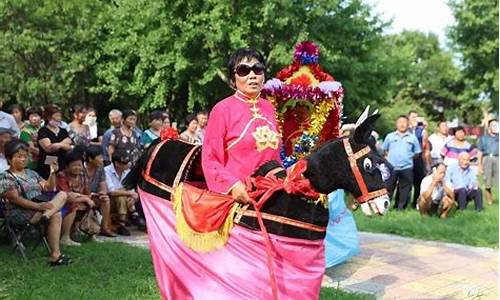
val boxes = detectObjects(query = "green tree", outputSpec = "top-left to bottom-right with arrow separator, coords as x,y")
0,0 -> 395,124
0,0 -> 105,112
375,30 -> 467,134
92,0 -> 394,120
448,0 -> 499,113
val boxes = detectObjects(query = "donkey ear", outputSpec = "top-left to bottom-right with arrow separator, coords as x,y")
353,113 -> 380,145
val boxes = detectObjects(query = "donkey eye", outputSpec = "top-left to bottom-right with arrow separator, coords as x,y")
363,158 -> 372,170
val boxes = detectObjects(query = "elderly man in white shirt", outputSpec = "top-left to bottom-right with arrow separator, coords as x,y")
104,149 -> 141,236
418,163 -> 455,219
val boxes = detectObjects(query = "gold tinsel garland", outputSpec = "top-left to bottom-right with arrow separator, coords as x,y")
308,99 -> 335,137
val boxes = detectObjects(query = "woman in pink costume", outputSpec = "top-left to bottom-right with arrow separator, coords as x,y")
202,48 -> 281,202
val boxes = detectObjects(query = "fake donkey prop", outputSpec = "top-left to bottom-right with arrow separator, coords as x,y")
123,111 -> 390,300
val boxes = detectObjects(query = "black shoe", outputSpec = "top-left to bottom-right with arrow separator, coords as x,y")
117,224 -> 130,236
136,218 -> 146,231
131,214 -> 145,227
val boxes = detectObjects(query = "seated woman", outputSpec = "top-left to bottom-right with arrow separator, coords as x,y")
57,149 -> 96,245
0,139 -> 71,265
84,145 -> 115,237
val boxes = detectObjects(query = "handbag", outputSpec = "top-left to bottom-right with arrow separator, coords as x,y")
79,208 -> 101,236
6,170 -> 52,202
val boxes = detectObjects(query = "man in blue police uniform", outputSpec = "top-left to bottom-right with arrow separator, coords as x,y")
383,115 -> 422,210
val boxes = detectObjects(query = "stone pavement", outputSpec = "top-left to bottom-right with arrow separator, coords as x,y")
98,231 -> 499,300
324,232 -> 499,300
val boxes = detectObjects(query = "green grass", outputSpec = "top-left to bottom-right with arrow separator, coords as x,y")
0,242 -> 373,300
320,287 -> 375,300
354,187 -> 499,248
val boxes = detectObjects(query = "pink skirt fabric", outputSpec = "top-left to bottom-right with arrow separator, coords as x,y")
138,188 -> 325,300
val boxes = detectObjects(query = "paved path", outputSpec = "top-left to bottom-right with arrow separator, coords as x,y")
98,231 -> 499,300
324,232 -> 498,299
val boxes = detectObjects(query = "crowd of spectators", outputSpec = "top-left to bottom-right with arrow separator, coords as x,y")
381,111 -> 498,219
0,102 -> 497,264
0,103 -> 207,265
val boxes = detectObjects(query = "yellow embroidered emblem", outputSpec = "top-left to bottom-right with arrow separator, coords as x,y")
252,125 -> 280,152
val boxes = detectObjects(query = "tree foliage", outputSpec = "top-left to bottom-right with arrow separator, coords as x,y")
0,0 -> 394,122
0,0 -> 494,129
448,0 -> 499,113
0,0 -> 104,111
382,31 -> 466,123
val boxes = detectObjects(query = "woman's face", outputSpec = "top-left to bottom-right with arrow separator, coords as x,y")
68,160 -> 83,176
10,149 -> 28,170
12,109 -> 23,123
74,109 -> 88,123
48,112 -> 62,127
87,111 -> 96,118
150,119 -> 163,131
124,115 -> 137,128
89,154 -> 104,167
163,118 -> 171,128
233,57 -> 265,98
188,120 -> 198,133
29,113 -> 41,128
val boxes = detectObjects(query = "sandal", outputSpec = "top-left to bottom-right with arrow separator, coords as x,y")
49,254 -> 72,266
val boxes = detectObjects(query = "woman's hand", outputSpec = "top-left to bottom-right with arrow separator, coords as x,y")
230,181 -> 251,204
86,198 -> 96,208
37,202 -> 54,211
98,192 -> 110,202
50,161 -> 59,174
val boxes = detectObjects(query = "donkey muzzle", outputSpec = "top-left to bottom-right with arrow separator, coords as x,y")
360,195 -> 390,216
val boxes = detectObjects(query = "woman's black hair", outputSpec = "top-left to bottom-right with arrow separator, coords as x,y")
85,144 -> 102,161
112,148 -> 130,164
65,148 -> 85,165
454,126 -> 465,135
43,104 -> 61,122
5,139 -> 29,161
227,48 -> 265,84
6,104 -> 24,117
149,110 -> 167,123
184,113 -> 197,126
25,106 -> 43,119
69,104 -> 87,117
122,109 -> 137,121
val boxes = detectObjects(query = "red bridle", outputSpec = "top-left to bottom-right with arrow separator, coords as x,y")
343,138 -> 387,203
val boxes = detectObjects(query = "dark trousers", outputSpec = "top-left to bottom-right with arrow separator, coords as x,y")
387,168 -> 414,210
454,188 -> 483,211
412,157 -> 426,208
135,198 -> 145,220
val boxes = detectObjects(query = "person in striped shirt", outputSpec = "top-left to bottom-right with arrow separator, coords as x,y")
441,126 -> 477,166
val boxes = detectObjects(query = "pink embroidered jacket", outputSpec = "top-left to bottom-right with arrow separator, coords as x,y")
202,92 -> 282,194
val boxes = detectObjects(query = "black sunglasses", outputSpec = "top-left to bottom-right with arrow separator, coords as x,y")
234,63 -> 265,77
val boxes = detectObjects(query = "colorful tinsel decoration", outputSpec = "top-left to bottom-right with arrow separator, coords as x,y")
293,41 -> 320,65
264,41 -> 344,168
280,133 -> 319,168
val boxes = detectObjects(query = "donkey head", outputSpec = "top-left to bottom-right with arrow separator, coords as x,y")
304,108 -> 391,216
